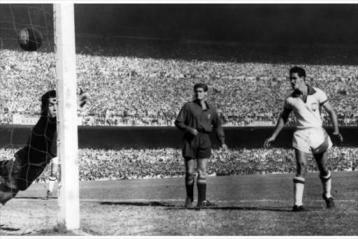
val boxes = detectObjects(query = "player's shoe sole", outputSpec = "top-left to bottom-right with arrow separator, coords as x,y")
196,200 -> 217,210
322,194 -> 335,209
292,205 -> 305,212
184,198 -> 194,209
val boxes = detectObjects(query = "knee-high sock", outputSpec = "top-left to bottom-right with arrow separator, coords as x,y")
197,175 -> 207,203
185,173 -> 195,202
293,176 -> 305,206
320,171 -> 332,198
47,176 -> 56,193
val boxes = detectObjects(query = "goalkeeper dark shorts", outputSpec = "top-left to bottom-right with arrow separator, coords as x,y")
182,133 -> 211,159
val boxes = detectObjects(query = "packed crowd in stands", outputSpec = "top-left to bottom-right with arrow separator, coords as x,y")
1,45 -> 358,126
0,147 -> 356,181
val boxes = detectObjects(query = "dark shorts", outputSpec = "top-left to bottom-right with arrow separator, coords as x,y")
182,133 -> 212,159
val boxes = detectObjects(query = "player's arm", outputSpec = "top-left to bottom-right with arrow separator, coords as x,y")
174,104 -> 198,136
264,107 -> 291,148
212,110 -> 227,149
322,101 -> 343,142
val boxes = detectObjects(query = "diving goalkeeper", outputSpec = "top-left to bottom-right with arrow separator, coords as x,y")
0,90 -> 87,205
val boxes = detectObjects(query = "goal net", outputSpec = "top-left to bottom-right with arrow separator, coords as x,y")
0,3 -> 79,230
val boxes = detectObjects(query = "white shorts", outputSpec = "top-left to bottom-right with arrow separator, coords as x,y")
292,128 -> 332,154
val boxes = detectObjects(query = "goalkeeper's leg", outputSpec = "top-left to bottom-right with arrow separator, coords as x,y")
46,176 -> 57,199
184,158 -> 196,208
46,158 -> 59,199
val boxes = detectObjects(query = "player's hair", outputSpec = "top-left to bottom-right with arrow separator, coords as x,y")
41,90 -> 56,116
194,83 -> 208,92
290,66 -> 306,78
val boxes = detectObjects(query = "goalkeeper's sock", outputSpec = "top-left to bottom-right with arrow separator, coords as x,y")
197,176 -> 207,204
293,176 -> 305,206
185,173 -> 195,202
47,176 -> 56,194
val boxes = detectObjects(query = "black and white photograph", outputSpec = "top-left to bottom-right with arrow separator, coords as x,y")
0,1 -> 357,236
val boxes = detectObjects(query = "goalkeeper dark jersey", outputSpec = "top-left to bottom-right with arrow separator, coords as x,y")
13,116 -> 57,190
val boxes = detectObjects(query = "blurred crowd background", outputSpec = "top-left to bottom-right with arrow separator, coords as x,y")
1,46 -> 358,127
0,147 -> 356,181
1,4 -> 358,182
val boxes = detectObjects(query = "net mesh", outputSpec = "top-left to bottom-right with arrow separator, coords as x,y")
0,4 -> 357,234
0,4 -> 59,206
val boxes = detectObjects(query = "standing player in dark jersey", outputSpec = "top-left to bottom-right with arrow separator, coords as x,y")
0,90 -> 87,205
175,83 -> 228,209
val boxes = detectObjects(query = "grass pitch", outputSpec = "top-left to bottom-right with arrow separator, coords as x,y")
1,171 -> 357,236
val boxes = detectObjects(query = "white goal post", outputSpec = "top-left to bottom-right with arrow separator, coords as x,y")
53,3 -> 80,230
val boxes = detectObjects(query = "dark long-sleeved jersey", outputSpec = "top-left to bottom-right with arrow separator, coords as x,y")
13,116 -> 57,190
175,100 -> 225,145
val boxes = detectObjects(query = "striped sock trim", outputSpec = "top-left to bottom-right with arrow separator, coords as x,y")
320,171 -> 331,181
197,177 -> 207,184
293,176 -> 305,184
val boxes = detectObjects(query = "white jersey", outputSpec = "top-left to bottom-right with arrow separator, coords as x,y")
284,86 -> 328,129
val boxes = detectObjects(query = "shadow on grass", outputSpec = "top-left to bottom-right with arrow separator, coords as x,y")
0,224 -> 20,231
15,196 -> 51,200
99,201 -> 176,207
98,201 -> 325,212
166,206 -> 293,212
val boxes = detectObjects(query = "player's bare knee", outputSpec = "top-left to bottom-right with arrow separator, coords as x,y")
319,170 -> 331,181
296,163 -> 307,177
185,172 -> 196,185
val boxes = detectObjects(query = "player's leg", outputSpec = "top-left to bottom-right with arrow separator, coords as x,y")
196,133 -> 214,209
196,157 -> 209,207
46,177 -> 56,199
184,157 -> 196,208
182,136 -> 198,208
293,149 -> 307,211
46,157 -> 59,199
292,130 -> 311,211
313,150 -> 335,208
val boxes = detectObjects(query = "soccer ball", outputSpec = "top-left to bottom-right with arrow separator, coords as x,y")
18,27 -> 42,51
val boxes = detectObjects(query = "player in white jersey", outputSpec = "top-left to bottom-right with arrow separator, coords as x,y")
264,66 -> 343,212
